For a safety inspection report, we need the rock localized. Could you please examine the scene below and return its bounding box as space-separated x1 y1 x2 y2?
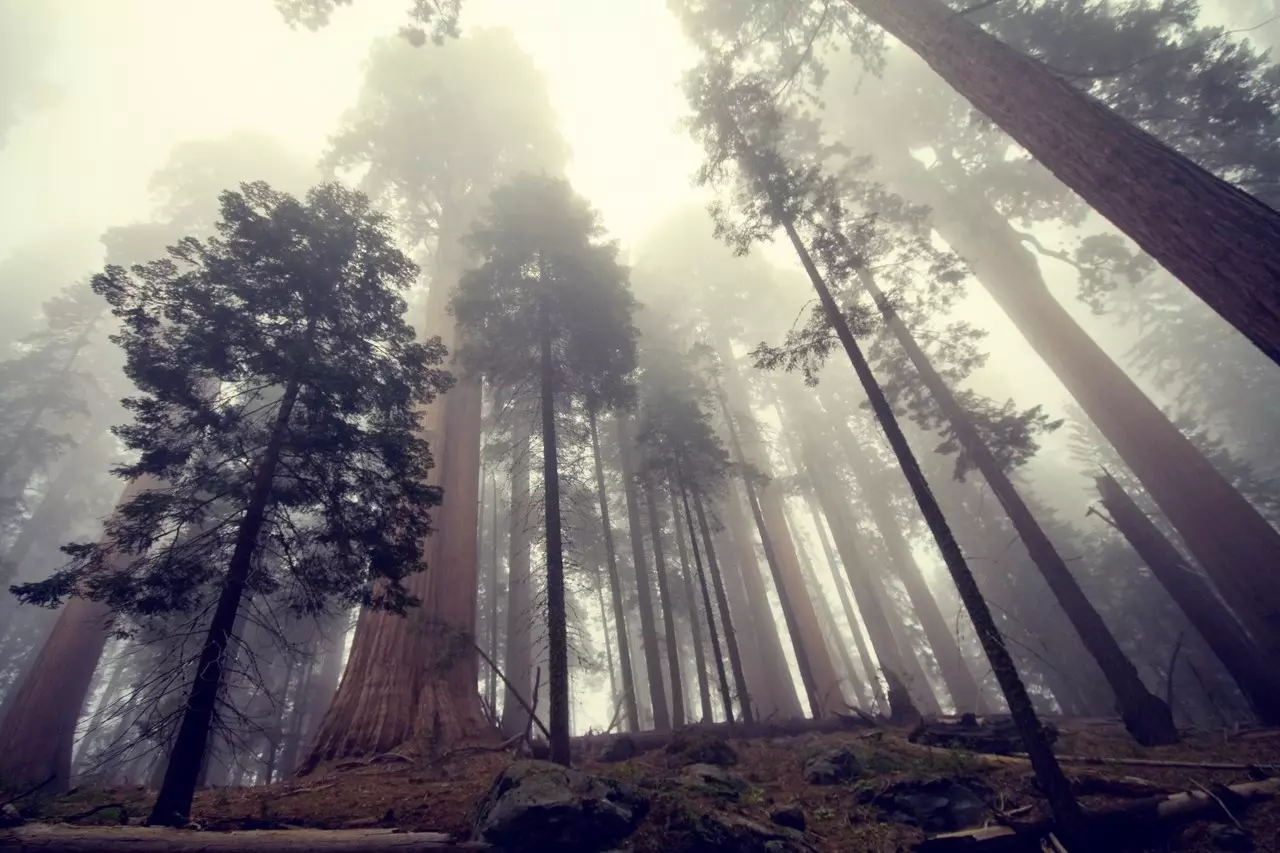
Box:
0 804 23 828
769 803 805 831
669 811 814 853
665 733 738 767
1208 825 1254 851
865 778 990 832
600 735 637 763
471 760 648 853
911 715 1058 755
680 763 749 799
801 746 861 785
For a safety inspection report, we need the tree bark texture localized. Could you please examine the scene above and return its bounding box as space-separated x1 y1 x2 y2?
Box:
847 0 1280 369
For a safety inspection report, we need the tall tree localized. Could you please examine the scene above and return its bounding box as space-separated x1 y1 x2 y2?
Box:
453 173 638 766
12 183 448 822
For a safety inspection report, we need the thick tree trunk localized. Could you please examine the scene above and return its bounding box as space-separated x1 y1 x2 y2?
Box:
693 486 754 723
536 298 571 767
643 476 686 727
855 266 1176 746
614 416 670 731
306 226 485 766
587 408 636 731
846 0 1280 368
679 475 733 723
717 483 803 719
878 147 1280 664
769 206 1085 839
149 367 304 825
669 487 711 722
497 422 533 737
1096 472 1280 723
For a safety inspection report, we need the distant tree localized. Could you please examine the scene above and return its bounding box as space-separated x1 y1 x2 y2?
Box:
274 0 461 43
452 173 638 765
12 182 450 823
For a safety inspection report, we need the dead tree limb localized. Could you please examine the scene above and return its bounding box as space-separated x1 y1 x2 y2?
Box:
0 825 491 852
472 643 549 740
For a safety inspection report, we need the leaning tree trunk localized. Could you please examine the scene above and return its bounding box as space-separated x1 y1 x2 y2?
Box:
766 194 1085 839
678 472 734 723
878 145 1280 665
1096 472 1280 724
536 296 571 767
692 485 754 723
150 362 305 825
306 225 485 767
588 407 639 732
615 416 671 731
670 487 712 722
846 0 1280 369
854 265 1177 747
498 417 534 737
643 476 687 727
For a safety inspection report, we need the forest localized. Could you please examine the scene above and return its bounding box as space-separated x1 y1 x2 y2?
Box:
0 0 1279 850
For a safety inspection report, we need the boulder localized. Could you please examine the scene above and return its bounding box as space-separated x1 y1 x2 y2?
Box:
599 735 637 763
680 763 749 800
864 778 990 833
769 803 806 831
0 804 23 828
668 811 814 853
471 760 648 853
665 733 738 767
801 746 861 785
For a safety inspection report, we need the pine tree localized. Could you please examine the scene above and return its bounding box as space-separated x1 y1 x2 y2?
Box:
452 173 637 765
12 182 449 822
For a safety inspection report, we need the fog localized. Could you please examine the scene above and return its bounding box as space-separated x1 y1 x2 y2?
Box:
1 0 1279 833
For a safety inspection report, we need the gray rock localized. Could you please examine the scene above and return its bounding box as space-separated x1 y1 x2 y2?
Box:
471 760 648 853
865 778 990 832
670 812 814 853
600 735 638 763
680 763 749 799
769 803 805 831
1209 824 1254 851
801 746 861 785
665 733 738 767
0 804 23 828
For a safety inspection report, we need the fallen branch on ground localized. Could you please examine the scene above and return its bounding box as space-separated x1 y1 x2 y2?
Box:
0 825 491 852
473 643 549 740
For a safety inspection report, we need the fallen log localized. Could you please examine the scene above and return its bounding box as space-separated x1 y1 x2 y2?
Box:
0 825 491 852
918 778 1280 852
977 753 1270 773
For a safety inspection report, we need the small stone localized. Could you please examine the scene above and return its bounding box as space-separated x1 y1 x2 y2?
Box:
600 735 638 763
0 804 23 828
1209 825 1254 851
770 803 806 831
801 746 861 785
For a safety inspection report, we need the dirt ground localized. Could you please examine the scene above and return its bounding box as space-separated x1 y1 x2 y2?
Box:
20 718 1280 851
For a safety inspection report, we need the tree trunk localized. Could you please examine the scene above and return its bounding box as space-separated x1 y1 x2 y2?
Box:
669 486 712 722
497 420 533 737
643 476 686 728
588 408 639 732
1096 472 1280 724
832 412 988 714
717 482 803 719
713 335 845 716
486 471 500 714
71 650 128 775
879 145 1280 665
769 202 1085 839
854 265 1176 746
149 364 304 825
846 0 1280 369
595 581 618 707
536 296 571 767
693 486 754 723
615 416 670 731
679 474 733 723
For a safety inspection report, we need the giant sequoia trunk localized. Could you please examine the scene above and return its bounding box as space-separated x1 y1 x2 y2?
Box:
589 407 639 731
846 0 1280 369
856 267 1176 746
877 147 1280 665
1096 473 1280 724
644 477 687 727
306 228 485 767
615 416 671 731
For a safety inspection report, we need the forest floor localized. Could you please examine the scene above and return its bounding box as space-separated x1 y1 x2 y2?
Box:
12 717 1280 852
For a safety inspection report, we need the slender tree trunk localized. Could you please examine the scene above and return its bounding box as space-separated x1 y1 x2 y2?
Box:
71 650 128 775
1096 472 1280 723
846 0 1280 369
148 364 305 825
767 198 1084 839
536 297 571 767
669 486 711 722
718 385 822 718
589 408 639 732
497 421 533 737
595 581 618 707
878 146 1280 664
678 473 733 723
855 264 1177 745
644 476 686 727
487 471 500 713
615 416 670 731
831 411 988 714
693 487 753 723
278 663 313 779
